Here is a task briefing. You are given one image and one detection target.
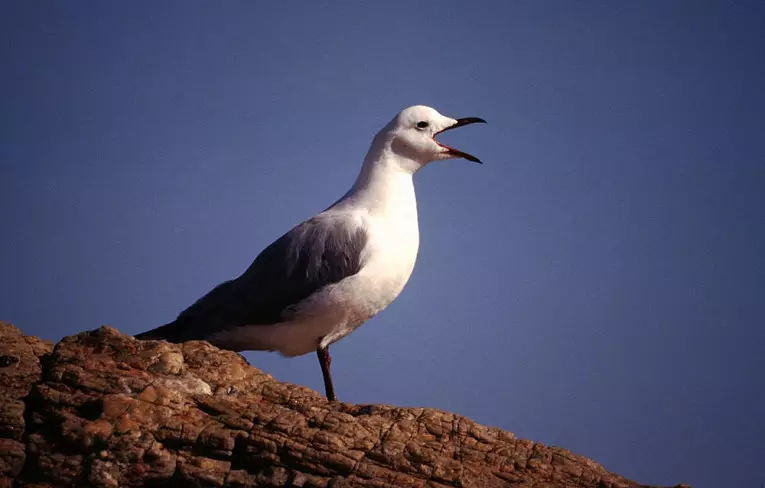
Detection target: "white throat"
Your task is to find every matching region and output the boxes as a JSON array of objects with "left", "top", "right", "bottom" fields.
[{"left": 335, "top": 133, "right": 420, "bottom": 218}]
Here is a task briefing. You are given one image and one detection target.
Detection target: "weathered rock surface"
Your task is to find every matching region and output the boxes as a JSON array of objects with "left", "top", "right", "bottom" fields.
[{"left": 0, "top": 321, "right": 688, "bottom": 487}]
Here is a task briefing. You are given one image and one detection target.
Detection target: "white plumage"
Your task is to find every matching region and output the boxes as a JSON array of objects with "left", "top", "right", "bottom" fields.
[{"left": 137, "top": 105, "right": 485, "bottom": 401}]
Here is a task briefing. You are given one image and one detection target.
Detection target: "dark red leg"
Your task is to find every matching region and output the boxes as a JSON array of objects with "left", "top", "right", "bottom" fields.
[{"left": 316, "top": 346, "right": 336, "bottom": 402}]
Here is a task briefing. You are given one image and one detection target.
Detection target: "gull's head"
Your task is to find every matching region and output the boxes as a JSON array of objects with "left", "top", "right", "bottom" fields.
[{"left": 376, "top": 105, "right": 486, "bottom": 170}]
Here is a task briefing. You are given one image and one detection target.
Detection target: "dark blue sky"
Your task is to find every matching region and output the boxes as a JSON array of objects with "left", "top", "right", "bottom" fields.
[{"left": 2, "top": 2, "right": 764, "bottom": 487}]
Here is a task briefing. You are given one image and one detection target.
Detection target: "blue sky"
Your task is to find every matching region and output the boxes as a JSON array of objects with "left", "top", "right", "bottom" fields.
[{"left": 2, "top": 2, "right": 764, "bottom": 487}]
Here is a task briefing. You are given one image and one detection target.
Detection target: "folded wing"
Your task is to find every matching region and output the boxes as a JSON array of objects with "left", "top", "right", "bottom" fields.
[{"left": 136, "top": 214, "right": 368, "bottom": 342}]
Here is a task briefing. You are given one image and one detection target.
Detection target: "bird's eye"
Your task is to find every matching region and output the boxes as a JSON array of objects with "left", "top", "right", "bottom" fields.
[{"left": 416, "top": 121, "right": 429, "bottom": 129}]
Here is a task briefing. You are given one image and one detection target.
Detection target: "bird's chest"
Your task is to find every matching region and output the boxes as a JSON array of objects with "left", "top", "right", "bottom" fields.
[{"left": 352, "top": 212, "right": 420, "bottom": 311}]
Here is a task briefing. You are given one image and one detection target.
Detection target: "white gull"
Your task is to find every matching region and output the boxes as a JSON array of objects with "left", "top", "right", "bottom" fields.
[{"left": 136, "top": 105, "right": 486, "bottom": 401}]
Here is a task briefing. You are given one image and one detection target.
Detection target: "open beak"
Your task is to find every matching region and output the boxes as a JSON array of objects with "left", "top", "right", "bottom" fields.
[{"left": 434, "top": 117, "right": 487, "bottom": 163}]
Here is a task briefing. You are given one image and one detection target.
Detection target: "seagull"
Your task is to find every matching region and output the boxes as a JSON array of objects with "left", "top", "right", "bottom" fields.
[{"left": 136, "top": 105, "right": 486, "bottom": 401}]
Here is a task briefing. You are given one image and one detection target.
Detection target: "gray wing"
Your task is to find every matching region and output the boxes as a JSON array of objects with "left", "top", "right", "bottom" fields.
[{"left": 136, "top": 214, "right": 368, "bottom": 341}]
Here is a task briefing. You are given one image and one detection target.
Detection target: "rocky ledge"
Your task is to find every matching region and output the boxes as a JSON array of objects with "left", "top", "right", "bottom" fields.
[{"left": 0, "top": 321, "right": 688, "bottom": 487}]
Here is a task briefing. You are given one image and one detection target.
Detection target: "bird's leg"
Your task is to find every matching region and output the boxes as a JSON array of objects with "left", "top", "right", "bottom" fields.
[{"left": 316, "top": 346, "right": 336, "bottom": 402}]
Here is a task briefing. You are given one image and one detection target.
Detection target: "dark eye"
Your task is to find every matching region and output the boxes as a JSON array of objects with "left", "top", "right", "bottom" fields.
[{"left": 416, "top": 121, "right": 429, "bottom": 129}]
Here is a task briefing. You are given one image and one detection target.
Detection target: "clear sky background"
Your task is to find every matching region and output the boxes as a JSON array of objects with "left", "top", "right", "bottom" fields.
[{"left": 2, "top": 2, "right": 764, "bottom": 487}]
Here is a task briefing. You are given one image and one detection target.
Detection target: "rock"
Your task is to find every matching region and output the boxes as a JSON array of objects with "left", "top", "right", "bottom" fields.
[
  {"left": 0, "top": 322, "right": 52, "bottom": 484},
  {"left": 0, "top": 321, "right": 688, "bottom": 487}
]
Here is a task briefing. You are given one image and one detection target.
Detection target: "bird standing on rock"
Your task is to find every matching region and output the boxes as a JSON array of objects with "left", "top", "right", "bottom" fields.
[{"left": 136, "top": 105, "right": 486, "bottom": 401}]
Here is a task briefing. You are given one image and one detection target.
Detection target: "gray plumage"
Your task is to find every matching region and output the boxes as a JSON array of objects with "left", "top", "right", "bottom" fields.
[{"left": 136, "top": 215, "right": 368, "bottom": 342}]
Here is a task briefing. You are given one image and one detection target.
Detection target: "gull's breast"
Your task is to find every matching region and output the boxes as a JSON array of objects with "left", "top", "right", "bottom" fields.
[{"left": 350, "top": 210, "right": 420, "bottom": 315}]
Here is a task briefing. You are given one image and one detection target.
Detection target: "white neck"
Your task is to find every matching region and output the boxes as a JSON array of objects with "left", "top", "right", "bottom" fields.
[{"left": 336, "top": 135, "right": 420, "bottom": 216}]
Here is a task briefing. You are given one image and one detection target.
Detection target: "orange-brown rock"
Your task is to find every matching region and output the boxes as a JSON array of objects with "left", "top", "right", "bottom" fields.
[{"left": 0, "top": 322, "right": 688, "bottom": 487}]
